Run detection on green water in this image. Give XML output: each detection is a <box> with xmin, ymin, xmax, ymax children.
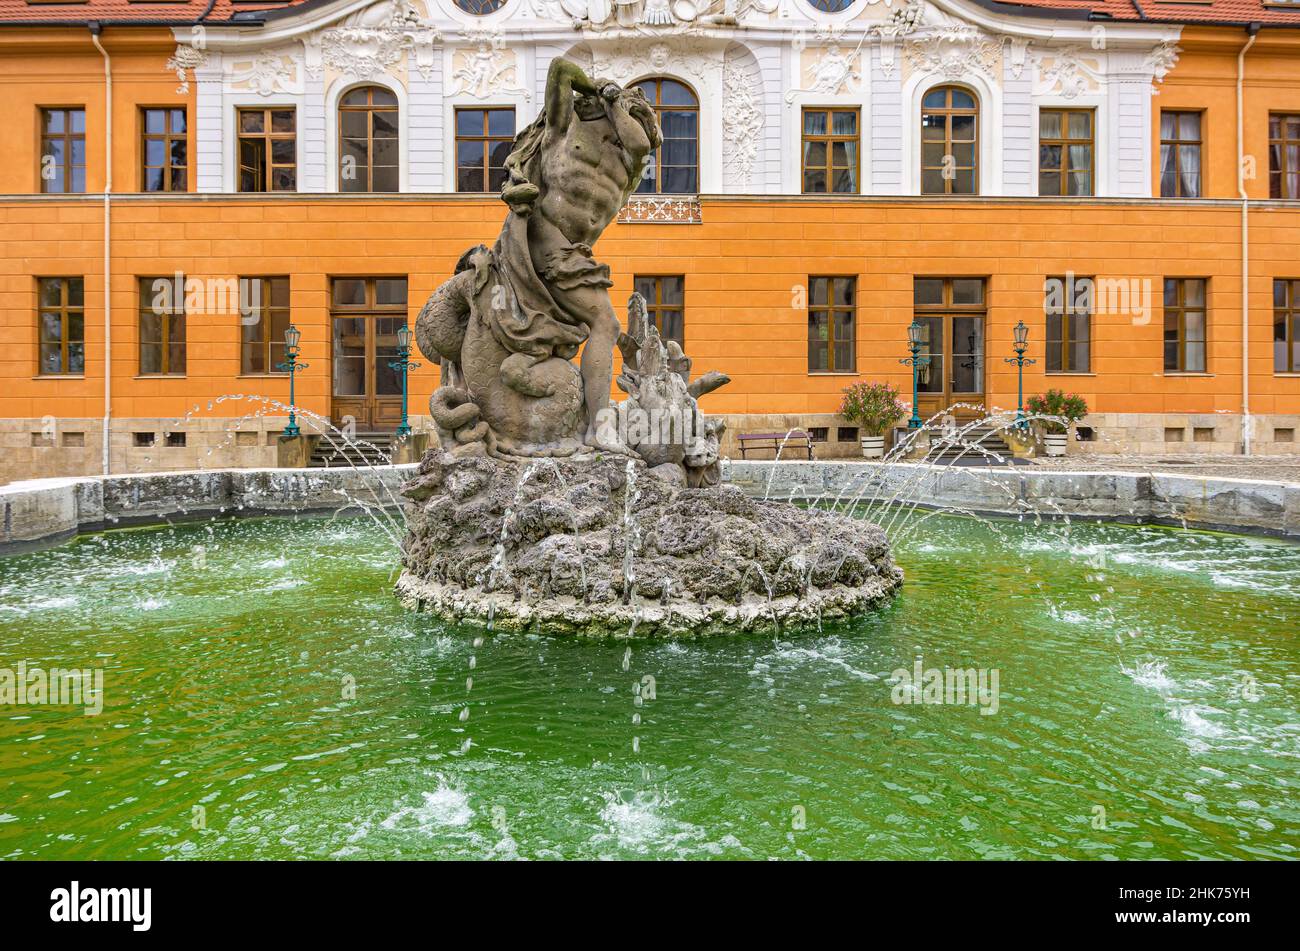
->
<box><xmin>0</xmin><ymin>513</ymin><xmax>1297</xmax><ymax>860</ymax></box>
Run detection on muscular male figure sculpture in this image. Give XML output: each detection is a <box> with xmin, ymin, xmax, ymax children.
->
<box><xmin>504</xmin><ymin>59</ymin><xmax>661</xmax><ymax>451</ymax></box>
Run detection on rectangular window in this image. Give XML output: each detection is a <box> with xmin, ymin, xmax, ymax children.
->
<box><xmin>1039</xmin><ymin>109</ymin><xmax>1094</xmax><ymax>196</ymax></box>
<box><xmin>455</xmin><ymin>107</ymin><xmax>515</xmax><ymax>193</ymax></box>
<box><xmin>633</xmin><ymin>275</ymin><xmax>685</xmax><ymax>348</ymax></box>
<box><xmin>141</xmin><ymin>108</ymin><xmax>187</xmax><ymax>192</ymax></box>
<box><xmin>801</xmin><ymin>107</ymin><xmax>859</xmax><ymax>194</ymax></box>
<box><xmin>40</xmin><ymin>108</ymin><xmax>86</xmax><ymax>194</ymax></box>
<box><xmin>238</xmin><ymin>108</ymin><xmax>297</xmax><ymax>192</ymax></box>
<box><xmin>1275</xmin><ymin>279</ymin><xmax>1300</xmax><ymax>373</ymax></box>
<box><xmin>1044</xmin><ymin>275</ymin><xmax>1092</xmax><ymax>373</ymax></box>
<box><xmin>808</xmin><ymin>276</ymin><xmax>856</xmax><ymax>373</ymax></box>
<box><xmin>1269</xmin><ymin>113</ymin><xmax>1300</xmax><ymax>199</ymax></box>
<box><xmin>139</xmin><ymin>276</ymin><xmax>187</xmax><ymax>375</ymax></box>
<box><xmin>1159</xmin><ymin>110</ymin><xmax>1202</xmax><ymax>198</ymax></box>
<box><xmin>37</xmin><ymin>277</ymin><xmax>85</xmax><ymax>375</ymax></box>
<box><xmin>1163</xmin><ymin>278</ymin><xmax>1207</xmax><ymax>373</ymax></box>
<box><xmin>241</xmin><ymin>277</ymin><xmax>291</xmax><ymax>374</ymax></box>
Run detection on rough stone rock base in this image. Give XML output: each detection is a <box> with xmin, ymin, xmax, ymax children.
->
<box><xmin>397</xmin><ymin>448</ymin><xmax>902</xmax><ymax>637</ymax></box>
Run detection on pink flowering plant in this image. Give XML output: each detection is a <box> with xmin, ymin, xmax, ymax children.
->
<box><xmin>1025</xmin><ymin>388</ymin><xmax>1088</xmax><ymax>435</ymax></box>
<box><xmin>840</xmin><ymin>381</ymin><xmax>909</xmax><ymax>437</ymax></box>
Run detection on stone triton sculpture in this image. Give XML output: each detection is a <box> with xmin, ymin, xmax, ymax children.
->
<box><xmin>399</xmin><ymin>57</ymin><xmax>901</xmax><ymax>635</ymax></box>
<box><xmin>416</xmin><ymin>57</ymin><xmax>661</xmax><ymax>458</ymax></box>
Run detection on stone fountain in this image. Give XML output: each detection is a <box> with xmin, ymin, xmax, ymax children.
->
<box><xmin>396</xmin><ymin>58</ymin><xmax>900</xmax><ymax>635</ymax></box>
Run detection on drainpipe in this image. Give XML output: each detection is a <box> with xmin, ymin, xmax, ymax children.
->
<box><xmin>90</xmin><ymin>24</ymin><xmax>112</xmax><ymax>475</ymax></box>
<box><xmin>1237</xmin><ymin>23</ymin><xmax>1259</xmax><ymax>456</ymax></box>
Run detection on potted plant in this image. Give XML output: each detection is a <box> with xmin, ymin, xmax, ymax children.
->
<box><xmin>1025</xmin><ymin>389</ymin><xmax>1088</xmax><ymax>456</ymax></box>
<box><xmin>840</xmin><ymin>381</ymin><xmax>909</xmax><ymax>459</ymax></box>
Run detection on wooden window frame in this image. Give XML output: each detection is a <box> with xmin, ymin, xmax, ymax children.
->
<box><xmin>634</xmin><ymin>77</ymin><xmax>699</xmax><ymax>196</ymax></box>
<box><xmin>1159</xmin><ymin>109</ymin><xmax>1203</xmax><ymax>199</ymax></box>
<box><xmin>37</xmin><ymin>277</ymin><xmax>85</xmax><ymax>376</ymax></box>
<box><xmin>801</xmin><ymin>107</ymin><xmax>860</xmax><ymax>194</ymax></box>
<box><xmin>39</xmin><ymin>107</ymin><xmax>86</xmax><ymax>194</ymax></box>
<box><xmin>1275</xmin><ymin>278</ymin><xmax>1300</xmax><ymax>374</ymax></box>
<box><xmin>1269</xmin><ymin>112</ymin><xmax>1300</xmax><ymax>200</ymax></box>
<box><xmin>1039</xmin><ymin>108</ymin><xmax>1095</xmax><ymax>197</ymax></box>
<box><xmin>240</xmin><ymin>276</ymin><xmax>291</xmax><ymax>376</ymax></box>
<box><xmin>338</xmin><ymin>87</ymin><xmax>399</xmax><ymax>194</ymax></box>
<box><xmin>138</xmin><ymin>276</ymin><xmax>187</xmax><ymax>376</ymax></box>
<box><xmin>1044</xmin><ymin>275</ymin><xmax>1093</xmax><ymax>374</ymax></box>
<box><xmin>1163</xmin><ymin>277</ymin><xmax>1208</xmax><ymax>373</ymax></box>
<box><xmin>920</xmin><ymin>86</ymin><xmax>979</xmax><ymax>196</ymax></box>
<box><xmin>808</xmin><ymin>275</ymin><xmax>857</xmax><ymax>374</ymax></box>
<box><xmin>140</xmin><ymin>107</ymin><xmax>187</xmax><ymax>193</ymax></box>
<box><xmin>454</xmin><ymin>106</ymin><xmax>515</xmax><ymax>194</ymax></box>
<box><xmin>633</xmin><ymin>275</ymin><xmax>685</xmax><ymax>348</ymax></box>
<box><xmin>237</xmin><ymin>107</ymin><xmax>297</xmax><ymax>193</ymax></box>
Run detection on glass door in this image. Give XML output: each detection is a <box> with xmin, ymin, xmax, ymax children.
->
<box><xmin>912</xmin><ymin>278</ymin><xmax>987</xmax><ymax>422</ymax></box>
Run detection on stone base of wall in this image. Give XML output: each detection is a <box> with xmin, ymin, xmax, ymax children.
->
<box><xmin>715</xmin><ymin>413</ymin><xmax>1300</xmax><ymax>459</ymax></box>
<box><xmin>0</xmin><ymin>416</ymin><xmax>435</xmax><ymax>486</ymax></box>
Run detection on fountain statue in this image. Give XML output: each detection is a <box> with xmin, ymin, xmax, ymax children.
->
<box><xmin>397</xmin><ymin>57</ymin><xmax>901</xmax><ymax>634</ymax></box>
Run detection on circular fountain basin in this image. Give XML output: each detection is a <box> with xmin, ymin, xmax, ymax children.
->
<box><xmin>1</xmin><ymin>514</ymin><xmax>1297</xmax><ymax>859</ymax></box>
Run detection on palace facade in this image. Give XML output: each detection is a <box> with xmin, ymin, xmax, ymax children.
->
<box><xmin>2</xmin><ymin>0</ymin><xmax>1299</xmax><ymax>481</ymax></box>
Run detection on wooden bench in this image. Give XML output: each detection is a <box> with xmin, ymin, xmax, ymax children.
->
<box><xmin>737</xmin><ymin>430</ymin><xmax>816</xmax><ymax>460</ymax></box>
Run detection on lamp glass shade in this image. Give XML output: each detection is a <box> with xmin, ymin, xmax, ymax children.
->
<box><xmin>1013</xmin><ymin>320</ymin><xmax>1029</xmax><ymax>347</ymax></box>
<box><xmin>906</xmin><ymin>321</ymin><xmax>923</xmax><ymax>348</ymax></box>
<box><xmin>397</xmin><ymin>324</ymin><xmax>413</xmax><ymax>349</ymax></box>
<box><xmin>284</xmin><ymin>325</ymin><xmax>301</xmax><ymax>351</ymax></box>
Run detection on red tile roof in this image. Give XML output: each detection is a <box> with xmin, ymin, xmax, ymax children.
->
<box><xmin>0</xmin><ymin>0</ymin><xmax>1296</xmax><ymax>26</ymax></box>
<box><xmin>991</xmin><ymin>0</ymin><xmax>1300</xmax><ymax>25</ymax></box>
<box><xmin>0</xmin><ymin>0</ymin><xmax>307</xmax><ymax>25</ymax></box>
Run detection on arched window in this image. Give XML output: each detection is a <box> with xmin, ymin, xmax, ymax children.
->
<box><xmin>634</xmin><ymin>77</ymin><xmax>698</xmax><ymax>195</ymax></box>
<box><xmin>455</xmin><ymin>0</ymin><xmax>507</xmax><ymax>12</ymax></box>
<box><xmin>339</xmin><ymin>86</ymin><xmax>398</xmax><ymax>193</ymax></box>
<box><xmin>920</xmin><ymin>86</ymin><xmax>978</xmax><ymax>195</ymax></box>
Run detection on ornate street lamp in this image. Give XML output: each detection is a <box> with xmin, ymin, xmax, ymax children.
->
<box><xmin>276</xmin><ymin>324</ymin><xmax>309</xmax><ymax>438</ymax></box>
<box><xmin>1005</xmin><ymin>320</ymin><xmax>1036</xmax><ymax>430</ymax></box>
<box><xmin>898</xmin><ymin>320</ymin><xmax>931</xmax><ymax>430</ymax></box>
<box><xmin>388</xmin><ymin>324</ymin><xmax>421</xmax><ymax>438</ymax></box>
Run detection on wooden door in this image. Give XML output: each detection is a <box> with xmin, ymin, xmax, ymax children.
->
<box><xmin>913</xmin><ymin>278</ymin><xmax>987</xmax><ymax>422</ymax></box>
<box><xmin>330</xmin><ymin>277</ymin><xmax>407</xmax><ymax>430</ymax></box>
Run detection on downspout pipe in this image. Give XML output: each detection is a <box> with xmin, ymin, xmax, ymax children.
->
<box><xmin>90</xmin><ymin>23</ymin><xmax>112</xmax><ymax>475</ymax></box>
<box><xmin>1237</xmin><ymin>23</ymin><xmax>1259</xmax><ymax>456</ymax></box>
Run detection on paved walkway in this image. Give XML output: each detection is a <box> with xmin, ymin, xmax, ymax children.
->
<box><xmin>1031</xmin><ymin>453</ymin><xmax>1300</xmax><ymax>483</ymax></box>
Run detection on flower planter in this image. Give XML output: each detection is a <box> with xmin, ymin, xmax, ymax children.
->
<box><xmin>861</xmin><ymin>435</ymin><xmax>885</xmax><ymax>459</ymax></box>
<box><xmin>1043</xmin><ymin>433</ymin><xmax>1068</xmax><ymax>457</ymax></box>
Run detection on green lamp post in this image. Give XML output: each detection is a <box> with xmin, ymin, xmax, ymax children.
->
<box><xmin>276</xmin><ymin>324</ymin><xmax>309</xmax><ymax>438</ymax></box>
<box><xmin>388</xmin><ymin>324</ymin><xmax>421</xmax><ymax>438</ymax></box>
<box><xmin>1004</xmin><ymin>320</ymin><xmax>1036</xmax><ymax>430</ymax></box>
<box><xmin>899</xmin><ymin>320</ymin><xmax>931</xmax><ymax>430</ymax></box>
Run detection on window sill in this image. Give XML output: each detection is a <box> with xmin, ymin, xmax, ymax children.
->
<box><xmin>808</xmin><ymin>371</ymin><xmax>858</xmax><ymax>376</ymax></box>
<box><xmin>238</xmin><ymin>373</ymin><xmax>289</xmax><ymax>379</ymax></box>
<box><xmin>134</xmin><ymin>374</ymin><xmax>188</xmax><ymax>379</ymax></box>
<box><xmin>1162</xmin><ymin>372</ymin><xmax>1214</xmax><ymax>377</ymax></box>
<box><xmin>1274</xmin><ymin>372</ymin><xmax>1300</xmax><ymax>378</ymax></box>
<box><xmin>1045</xmin><ymin>372</ymin><xmax>1095</xmax><ymax>377</ymax></box>
<box><xmin>33</xmin><ymin>374</ymin><xmax>85</xmax><ymax>380</ymax></box>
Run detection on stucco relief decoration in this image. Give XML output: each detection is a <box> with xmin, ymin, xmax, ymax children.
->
<box><xmin>542</xmin><ymin>0</ymin><xmax>776</xmax><ymax>30</ymax></box>
<box><xmin>305</xmin><ymin>0</ymin><xmax>442</xmax><ymax>82</ymax></box>
<box><xmin>1145</xmin><ymin>41</ymin><xmax>1181</xmax><ymax>94</ymax></box>
<box><xmin>1004</xmin><ymin>36</ymin><xmax>1030</xmax><ymax>80</ymax></box>
<box><xmin>165</xmin><ymin>44</ymin><xmax>209</xmax><ymax>95</ymax></box>
<box><xmin>721</xmin><ymin>54</ymin><xmax>763</xmax><ymax>188</ymax></box>
<box><xmin>785</xmin><ymin>27</ymin><xmax>863</xmax><ymax>104</ymax></box>
<box><xmin>590</xmin><ymin>35</ymin><xmax>717</xmax><ymax>87</ymax></box>
<box><xmin>230</xmin><ymin>50</ymin><xmax>299</xmax><ymax>97</ymax></box>
<box><xmin>1033</xmin><ymin>46</ymin><xmax>1101</xmax><ymax>100</ymax></box>
<box><xmin>451</xmin><ymin>27</ymin><xmax>531</xmax><ymax>99</ymax></box>
<box><xmin>903</xmin><ymin>24</ymin><xmax>1003</xmax><ymax>81</ymax></box>
<box><xmin>871</xmin><ymin>0</ymin><xmax>921</xmax><ymax>79</ymax></box>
